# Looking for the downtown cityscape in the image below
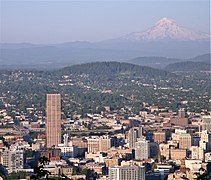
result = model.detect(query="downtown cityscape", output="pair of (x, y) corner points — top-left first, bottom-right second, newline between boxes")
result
(0, 0), (211, 180)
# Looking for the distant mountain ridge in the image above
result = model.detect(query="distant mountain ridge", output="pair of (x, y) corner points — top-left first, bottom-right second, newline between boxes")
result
(164, 54), (210, 72)
(129, 56), (180, 69)
(129, 53), (210, 69)
(188, 53), (211, 63)
(0, 18), (210, 66)
(165, 61), (210, 72)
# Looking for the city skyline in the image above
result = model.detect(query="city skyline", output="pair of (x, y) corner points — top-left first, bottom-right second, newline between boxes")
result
(0, 0), (210, 179)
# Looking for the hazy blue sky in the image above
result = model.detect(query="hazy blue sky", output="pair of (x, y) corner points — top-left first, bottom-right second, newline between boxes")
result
(0, 0), (210, 43)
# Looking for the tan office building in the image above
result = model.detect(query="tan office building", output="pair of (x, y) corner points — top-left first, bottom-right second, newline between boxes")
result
(179, 133), (192, 150)
(154, 132), (166, 143)
(87, 136), (111, 153)
(170, 149), (187, 160)
(46, 94), (61, 148)
(87, 138), (100, 153)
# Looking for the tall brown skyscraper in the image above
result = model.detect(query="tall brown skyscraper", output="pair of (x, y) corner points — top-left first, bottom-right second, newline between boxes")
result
(46, 94), (61, 148)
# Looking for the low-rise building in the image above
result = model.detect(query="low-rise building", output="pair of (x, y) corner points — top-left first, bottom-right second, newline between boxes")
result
(170, 149), (187, 160)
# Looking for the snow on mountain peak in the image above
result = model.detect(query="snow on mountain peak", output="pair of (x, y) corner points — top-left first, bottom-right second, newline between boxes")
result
(156, 17), (177, 26)
(121, 18), (209, 41)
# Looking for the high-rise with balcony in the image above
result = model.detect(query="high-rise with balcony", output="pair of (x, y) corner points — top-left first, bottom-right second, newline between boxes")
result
(46, 94), (61, 148)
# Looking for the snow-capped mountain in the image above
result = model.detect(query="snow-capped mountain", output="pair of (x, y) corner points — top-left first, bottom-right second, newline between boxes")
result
(121, 18), (210, 41)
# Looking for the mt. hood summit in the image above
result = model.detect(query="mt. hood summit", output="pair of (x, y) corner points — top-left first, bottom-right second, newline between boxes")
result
(121, 18), (210, 41)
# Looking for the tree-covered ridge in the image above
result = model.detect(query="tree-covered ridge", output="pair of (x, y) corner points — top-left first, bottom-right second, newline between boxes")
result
(0, 61), (210, 116)
(58, 61), (173, 79)
(165, 61), (210, 72)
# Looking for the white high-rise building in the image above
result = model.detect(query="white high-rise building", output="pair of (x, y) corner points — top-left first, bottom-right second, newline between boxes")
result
(200, 130), (211, 151)
(108, 166), (120, 180)
(135, 140), (149, 160)
(108, 165), (145, 180)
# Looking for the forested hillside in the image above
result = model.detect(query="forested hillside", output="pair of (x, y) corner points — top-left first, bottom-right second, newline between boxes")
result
(0, 62), (210, 117)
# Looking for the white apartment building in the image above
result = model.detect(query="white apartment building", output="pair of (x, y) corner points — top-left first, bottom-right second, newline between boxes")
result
(109, 165), (145, 180)
(135, 140), (149, 160)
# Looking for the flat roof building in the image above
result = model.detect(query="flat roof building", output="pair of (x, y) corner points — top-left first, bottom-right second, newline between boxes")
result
(46, 94), (61, 148)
